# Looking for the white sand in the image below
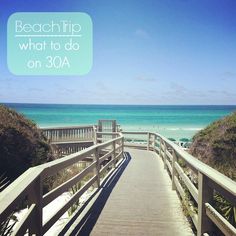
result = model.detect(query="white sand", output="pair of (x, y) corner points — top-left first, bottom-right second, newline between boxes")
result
(11, 187), (96, 235)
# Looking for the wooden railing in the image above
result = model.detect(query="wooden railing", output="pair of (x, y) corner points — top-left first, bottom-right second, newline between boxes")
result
(51, 141), (93, 158)
(122, 131), (236, 236)
(0, 133), (124, 235)
(41, 125), (95, 143)
(95, 131), (120, 144)
(41, 125), (96, 157)
(41, 124), (121, 144)
(1, 128), (235, 236)
(41, 125), (121, 157)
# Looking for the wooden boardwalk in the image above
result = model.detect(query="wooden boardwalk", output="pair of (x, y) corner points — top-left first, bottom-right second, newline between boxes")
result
(2, 124), (235, 235)
(72, 148), (193, 236)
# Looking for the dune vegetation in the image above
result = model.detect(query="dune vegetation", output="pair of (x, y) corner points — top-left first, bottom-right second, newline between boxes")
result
(189, 112), (236, 227)
(0, 105), (54, 184)
(190, 112), (236, 181)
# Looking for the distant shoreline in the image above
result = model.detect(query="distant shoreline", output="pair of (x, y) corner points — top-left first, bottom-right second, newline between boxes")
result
(2, 102), (236, 106)
(2, 103), (236, 139)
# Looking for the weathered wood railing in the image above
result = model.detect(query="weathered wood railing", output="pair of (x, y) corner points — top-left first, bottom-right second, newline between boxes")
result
(41, 123), (121, 144)
(41, 125), (95, 143)
(95, 131), (120, 144)
(41, 126), (96, 157)
(122, 131), (155, 150)
(41, 124), (121, 157)
(122, 131), (236, 236)
(1, 128), (235, 236)
(0, 133), (124, 235)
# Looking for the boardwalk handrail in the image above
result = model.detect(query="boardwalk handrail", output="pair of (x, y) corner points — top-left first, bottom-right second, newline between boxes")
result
(122, 131), (236, 236)
(0, 132), (124, 235)
(1, 127), (235, 236)
(41, 125), (97, 157)
(41, 125), (95, 143)
(157, 133), (236, 197)
(41, 125), (94, 130)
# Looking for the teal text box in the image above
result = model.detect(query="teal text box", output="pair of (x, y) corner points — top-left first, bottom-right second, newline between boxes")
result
(8, 12), (93, 75)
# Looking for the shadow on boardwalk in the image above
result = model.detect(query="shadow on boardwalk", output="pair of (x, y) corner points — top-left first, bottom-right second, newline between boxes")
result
(59, 152), (131, 236)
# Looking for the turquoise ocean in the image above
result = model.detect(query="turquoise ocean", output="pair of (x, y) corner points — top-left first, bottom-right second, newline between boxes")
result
(3, 103), (236, 140)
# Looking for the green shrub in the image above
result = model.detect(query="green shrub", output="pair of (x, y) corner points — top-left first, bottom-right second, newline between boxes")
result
(189, 112), (236, 180)
(0, 105), (54, 182)
(189, 112), (236, 227)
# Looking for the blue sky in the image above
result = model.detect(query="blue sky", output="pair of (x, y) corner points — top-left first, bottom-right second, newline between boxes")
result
(0, 0), (236, 105)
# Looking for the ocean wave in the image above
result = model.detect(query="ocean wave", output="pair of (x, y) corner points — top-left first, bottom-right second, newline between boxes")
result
(122, 125), (203, 131)
(161, 127), (202, 131)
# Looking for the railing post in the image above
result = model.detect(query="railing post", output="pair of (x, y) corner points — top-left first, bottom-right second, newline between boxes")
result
(159, 138), (164, 161)
(29, 176), (43, 235)
(197, 172), (213, 236)
(94, 147), (100, 188)
(122, 137), (124, 158)
(163, 141), (167, 169)
(171, 149), (177, 190)
(147, 132), (150, 151)
(94, 131), (97, 145)
(112, 140), (116, 168)
(93, 126), (97, 144)
(153, 134), (156, 151)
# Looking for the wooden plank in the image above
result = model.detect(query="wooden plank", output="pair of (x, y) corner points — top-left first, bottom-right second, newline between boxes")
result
(197, 172), (213, 236)
(205, 203), (236, 236)
(99, 159), (115, 175)
(43, 175), (97, 234)
(0, 168), (42, 223)
(166, 159), (172, 174)
(175, 162), (198, 203)
(96, 132), (119, 135)
(99, 150), (113, 163)
(191, 211), (198, 229)
(147, 132), (151, 150)
(174, 176), (198, 229)
(0, 127), (123, 235)
(154, 132), (236, 198)
(112, 141), (116, 168)
(41, 125), (94, 130)
(90, 148), (192, 236)
(171, 150), (177, 190)
(43, 162), (96, 206)
(41, 148), (95, 178)
(174, 176), (185, 199)
(161, 150), (164, 158)
(94, 148), (100, 188)
(12, 204), (36, 236)
(166, 149), (173, 161)
(51, 140), (93, 145)
(99, 150), (122, 176)
(3, 127), (236, 236)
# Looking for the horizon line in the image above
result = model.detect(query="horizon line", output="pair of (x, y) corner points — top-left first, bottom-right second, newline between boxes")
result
(1, 102), (236, 106)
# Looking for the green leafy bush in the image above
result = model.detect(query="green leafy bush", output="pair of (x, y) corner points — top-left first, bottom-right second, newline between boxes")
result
(0, 105), (54, 182)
